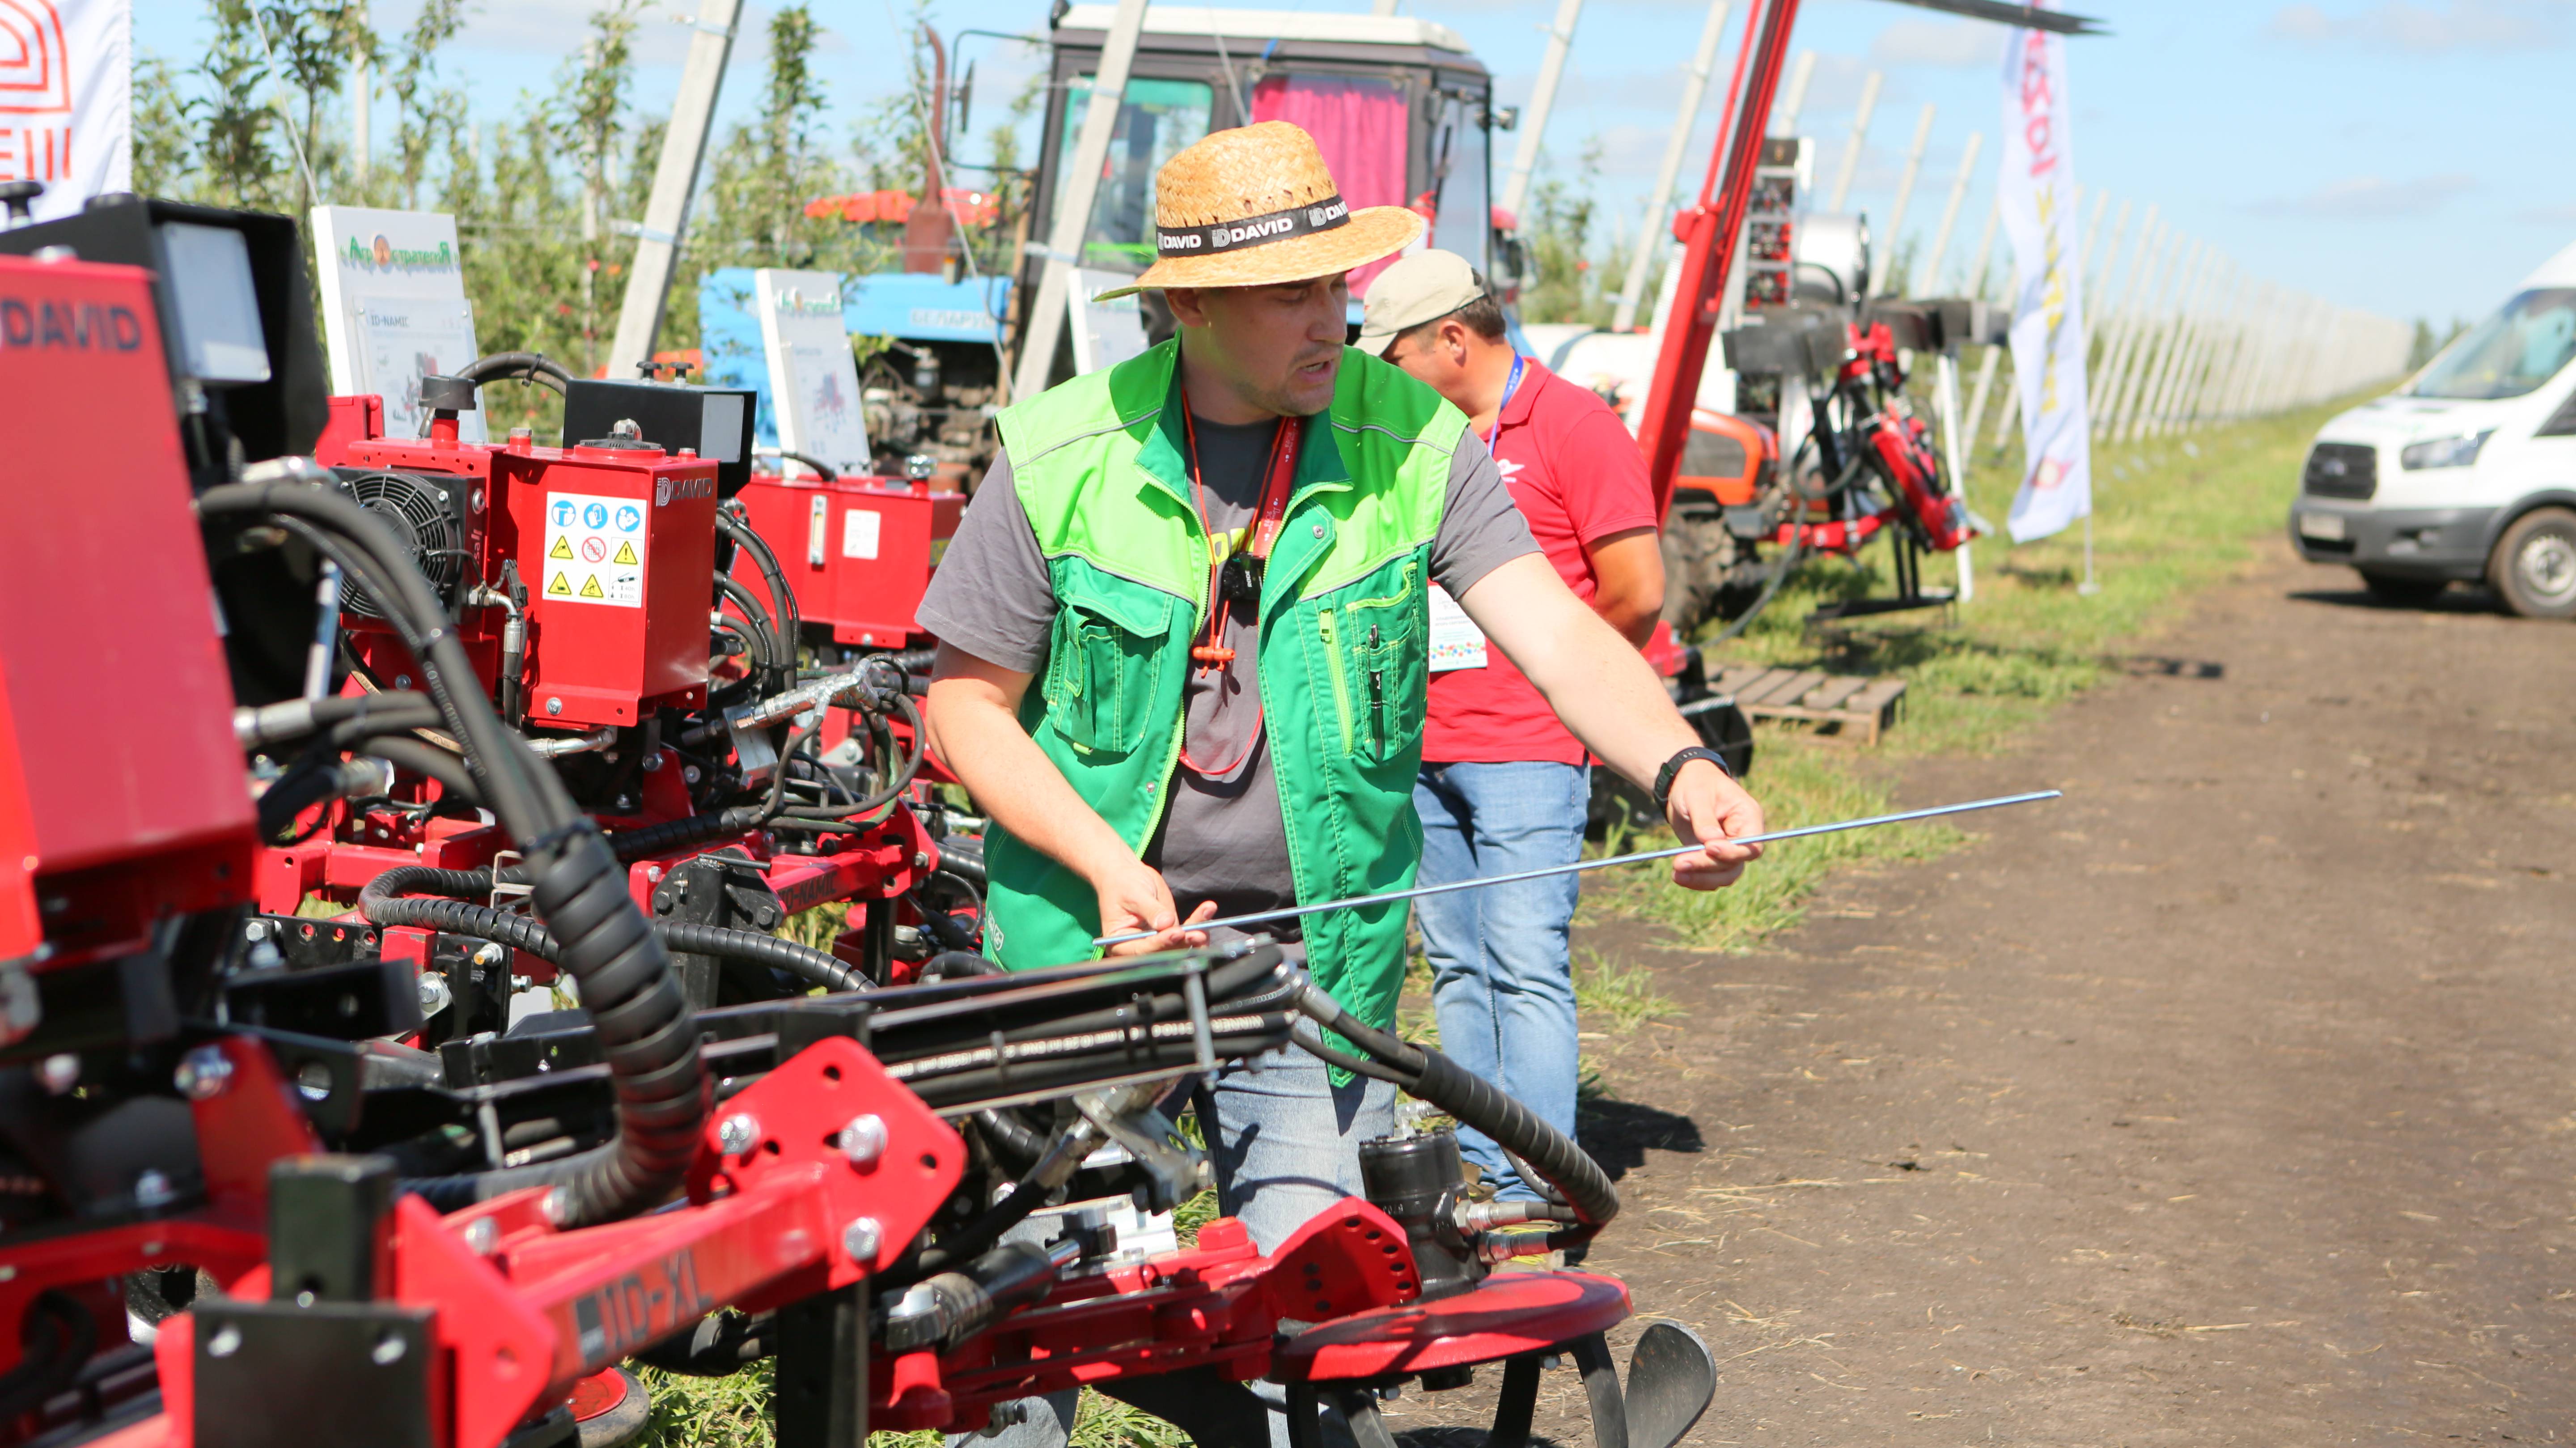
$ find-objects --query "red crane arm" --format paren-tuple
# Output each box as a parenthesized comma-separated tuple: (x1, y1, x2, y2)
(1635, 0, 1804, 520)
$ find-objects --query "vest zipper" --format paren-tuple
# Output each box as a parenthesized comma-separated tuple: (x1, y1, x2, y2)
(1317, 607, 1352, 753)
(1367, 623, 1385, 754)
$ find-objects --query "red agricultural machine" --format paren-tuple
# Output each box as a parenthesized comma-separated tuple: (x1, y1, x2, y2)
(0, 195, 1719, 1448)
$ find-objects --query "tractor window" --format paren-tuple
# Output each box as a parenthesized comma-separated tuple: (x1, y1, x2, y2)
(2410, 288, 2576, 400)
(1427, 93, 1491, 278)
(1053, 76, 1217, 271)
(1250, 74, 1410, 295)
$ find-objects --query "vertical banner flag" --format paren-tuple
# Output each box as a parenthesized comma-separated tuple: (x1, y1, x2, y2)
(1998, 17, 2090, 543)
(752, 268, 873, 475)
(310, 207, 486, 443)
(4, 0, 131, 221)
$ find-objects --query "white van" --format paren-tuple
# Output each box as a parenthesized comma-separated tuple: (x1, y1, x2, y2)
(2290, 241, 2576, 617)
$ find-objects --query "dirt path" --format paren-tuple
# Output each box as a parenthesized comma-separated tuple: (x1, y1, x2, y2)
(1382, 539, 2576, 1447)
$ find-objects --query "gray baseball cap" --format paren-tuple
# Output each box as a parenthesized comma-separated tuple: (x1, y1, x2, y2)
(1356, 249, 1487, 351)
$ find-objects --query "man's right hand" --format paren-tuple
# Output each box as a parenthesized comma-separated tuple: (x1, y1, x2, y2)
(1093, 859, 1218, 957)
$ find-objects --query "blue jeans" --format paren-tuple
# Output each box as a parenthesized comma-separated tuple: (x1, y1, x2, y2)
(1412, 760, 1589, 1201)
(955, 1038, 1394, 1448)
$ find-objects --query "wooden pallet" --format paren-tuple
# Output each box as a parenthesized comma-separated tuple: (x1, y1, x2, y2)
(1705, 666, 1907, 744)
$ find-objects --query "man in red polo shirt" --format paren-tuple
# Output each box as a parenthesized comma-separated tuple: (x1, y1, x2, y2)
(1360, 250, 1672, 1206)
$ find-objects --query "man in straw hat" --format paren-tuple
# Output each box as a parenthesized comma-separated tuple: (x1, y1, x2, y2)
(919, 121, 1763, 1441)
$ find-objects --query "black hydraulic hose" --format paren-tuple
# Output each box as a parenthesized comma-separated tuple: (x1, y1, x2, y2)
(0, 1291, 93, 1420)
(769, 694, 925, 824)
(199, 479, 702, 1226)
(935, 834, 985, 888)
(458, 350, 576, 394)
(717, 509, 801, 657)
(346, 735, 483, 805)
(1292, 986, 1618, 1248)
(714, 572, 791, 690)
(359, 868, 862, 993)
(759, 449, 839, 482)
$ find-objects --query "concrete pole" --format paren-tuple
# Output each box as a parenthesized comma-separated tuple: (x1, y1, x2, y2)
(2251, 294, 2305, 415)
(607, 0, 745, 380)
(2142, 255, 2216, 436)
(2158, 260, 2228, 433)
(1874, 103, 1936, 296)
(1919, 131, 1982, 299)
(2129, 242, 2213, 442)
(1826, 69, 1883, 212)
(2218, 283, 2277, 420)
(1499, 0, 1588, 221)
(2089, 210, 2165, 440)
(1959, 200, 2006, 454)
(2073, 187, 2109, 318)
(1372, 0, 1400, 14)
(2112, 235, 2197, 440)
(351, 9, 370, 184)
(1772, 50, 1818, 136)
(1612, 0, 1732, 334)
(1963, 195, 2000, 305)
(2186, 269, 2252, 428)
(1013, 0, 1150, 402)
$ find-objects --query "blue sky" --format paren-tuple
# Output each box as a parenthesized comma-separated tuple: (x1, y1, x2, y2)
(131, 0, 2574, 325)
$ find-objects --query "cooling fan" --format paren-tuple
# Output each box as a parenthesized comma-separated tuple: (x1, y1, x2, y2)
(331, 468, 474, 617)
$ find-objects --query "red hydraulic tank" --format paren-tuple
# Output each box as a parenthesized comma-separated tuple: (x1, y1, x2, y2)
(0, 253, 254, 965)
(504, 441, 720, 727)
(732, 471, 962, 649)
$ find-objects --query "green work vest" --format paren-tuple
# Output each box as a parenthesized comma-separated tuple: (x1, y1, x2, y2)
(981, 338, 1466, 1032)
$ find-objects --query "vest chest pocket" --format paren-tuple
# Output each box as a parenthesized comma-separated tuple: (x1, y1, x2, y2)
(1042, 592, 1174, 756)
(1319, 562, 1426, 766)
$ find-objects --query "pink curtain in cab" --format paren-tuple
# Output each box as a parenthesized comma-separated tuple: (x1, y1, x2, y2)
(1250, 74, 1410, 296)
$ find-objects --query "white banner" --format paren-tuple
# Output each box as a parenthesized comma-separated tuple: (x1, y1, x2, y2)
(310, 207, 485, 442)
(4, 0, 130, 220)
(1998, 19, 2090, 544)
(752, 268, 871, 475)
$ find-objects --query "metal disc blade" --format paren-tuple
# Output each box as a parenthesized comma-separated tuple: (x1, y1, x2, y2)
(1625, 1321, 1718, 1448)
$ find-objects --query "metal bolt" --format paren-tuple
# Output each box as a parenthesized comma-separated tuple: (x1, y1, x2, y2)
(371, 1332, 408, 1365)
(841, 1216, 882, 1263)
(463, 1217, 499, 1254)
(717, 1112, 762, 1155)
(838, 1114, 888, 1168)
(417, 972, 453, 1013)
(36, 1053, 78, 1095)
(542, 1186, 575, 1226)
(175, 1045, 234, 1100)
(474, 943, 506, 967)
(684, 765, 701, 784)
(546, 698, 563, 716)
(134, 1169, 176, 1210)
(243, 920, 270, 942)
(206, 1324, 242, 1358)
(912, 851, 930, 870)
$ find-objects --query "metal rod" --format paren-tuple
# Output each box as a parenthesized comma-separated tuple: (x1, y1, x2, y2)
(1093, 790, 2063, 948)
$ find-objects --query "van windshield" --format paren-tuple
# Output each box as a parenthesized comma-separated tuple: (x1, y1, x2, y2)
(2410, 288, 2576, 399)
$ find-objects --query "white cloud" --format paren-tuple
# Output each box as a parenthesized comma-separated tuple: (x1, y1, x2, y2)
(2266, 0, 2563, 51)
(2250, 174, 2477, 218)
(1869, 17, 2005, 69)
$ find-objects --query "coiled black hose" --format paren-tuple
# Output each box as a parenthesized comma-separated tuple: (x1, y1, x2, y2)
(1291, 985, 1618, 1251)
(358, 868, 862, 994)
(200, 478, 701, 1225)
(713, 572, 791, 691)
(717, 508, 801, 659)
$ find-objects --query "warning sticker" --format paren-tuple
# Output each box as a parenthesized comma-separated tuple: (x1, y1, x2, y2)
(537, 491, 645, 608)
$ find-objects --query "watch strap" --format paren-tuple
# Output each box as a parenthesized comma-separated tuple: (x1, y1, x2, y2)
(1652, 746, 1731, 813)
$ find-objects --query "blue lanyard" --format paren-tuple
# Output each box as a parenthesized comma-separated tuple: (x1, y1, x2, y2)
(1484, 355, 1526, 451)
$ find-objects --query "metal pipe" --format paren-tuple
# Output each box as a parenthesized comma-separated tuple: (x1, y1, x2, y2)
(1093, 791, 2063, 948)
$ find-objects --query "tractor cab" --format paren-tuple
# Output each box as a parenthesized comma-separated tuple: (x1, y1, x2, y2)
(1028, 4, 1511, 359)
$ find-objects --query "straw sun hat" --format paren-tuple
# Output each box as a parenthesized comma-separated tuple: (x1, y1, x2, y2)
(1092, 121, 1425, 299)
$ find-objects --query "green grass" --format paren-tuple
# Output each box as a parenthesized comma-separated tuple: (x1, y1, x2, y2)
(1578, 397, 2352, 951)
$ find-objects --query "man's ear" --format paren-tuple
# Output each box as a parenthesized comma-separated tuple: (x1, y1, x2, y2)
(1165, 287, 1209, 328)
(1441, 318, 1475, 366)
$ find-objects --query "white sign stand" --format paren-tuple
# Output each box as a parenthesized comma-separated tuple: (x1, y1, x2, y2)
(310, 207, 485, 442)
(752, 268, 871, 475)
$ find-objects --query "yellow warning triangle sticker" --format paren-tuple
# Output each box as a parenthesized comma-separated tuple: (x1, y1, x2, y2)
(547, 572, 573, 596)
(549, 536, 574, 560)
(579, 575, 606, 599)
(611, 539, 639, 565)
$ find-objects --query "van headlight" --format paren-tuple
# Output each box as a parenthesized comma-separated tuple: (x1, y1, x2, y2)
(2399, 430, 2494, 470)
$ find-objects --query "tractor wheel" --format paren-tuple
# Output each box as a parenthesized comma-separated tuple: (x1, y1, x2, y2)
(2489, 507, 2576, 619)
(1660, 509, 1763, 633)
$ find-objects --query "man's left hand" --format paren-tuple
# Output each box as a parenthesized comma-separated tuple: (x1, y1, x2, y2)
(1665, 759, 1765, 889)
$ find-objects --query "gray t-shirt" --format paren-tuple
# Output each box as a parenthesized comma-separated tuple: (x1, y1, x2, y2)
(919, 413, 1536, 922)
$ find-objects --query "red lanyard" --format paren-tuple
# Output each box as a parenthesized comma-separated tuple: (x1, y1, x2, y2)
(1176, 391, 1302, 776)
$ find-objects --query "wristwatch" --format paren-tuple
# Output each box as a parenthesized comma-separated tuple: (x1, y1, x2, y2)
(1652, 746, 1732, 814)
